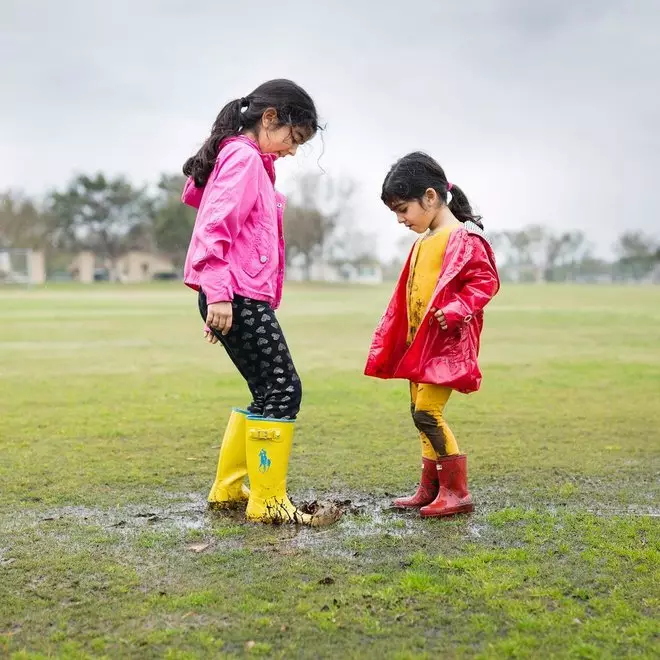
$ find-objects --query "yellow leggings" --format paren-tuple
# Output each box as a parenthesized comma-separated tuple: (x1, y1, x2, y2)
(410, 382, 460, 459)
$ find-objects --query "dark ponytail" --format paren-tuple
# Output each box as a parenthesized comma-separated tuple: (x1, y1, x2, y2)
(446, 183, 482, 228)
(183, 98, 245, 187)
(381, 151, 484, 229)
(183, 79, 320, 188)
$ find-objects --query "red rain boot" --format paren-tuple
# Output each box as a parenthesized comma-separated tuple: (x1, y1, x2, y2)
(420, 454, 474, 517)
(393, 457, 439, 508)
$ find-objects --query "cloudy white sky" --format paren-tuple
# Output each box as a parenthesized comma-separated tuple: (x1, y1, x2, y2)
(1, 0, 658, 257)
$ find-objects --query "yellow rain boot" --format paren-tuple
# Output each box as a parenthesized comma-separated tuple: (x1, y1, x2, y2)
(245, 416, 340, 526)
(208, 408, 250, 509)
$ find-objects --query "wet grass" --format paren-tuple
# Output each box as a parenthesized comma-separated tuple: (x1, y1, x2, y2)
(1, 283, 659, 658)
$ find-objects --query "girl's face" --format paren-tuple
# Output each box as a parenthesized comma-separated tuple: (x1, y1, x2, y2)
(257, 108, 312, 158)
(390, 189, 440, 234)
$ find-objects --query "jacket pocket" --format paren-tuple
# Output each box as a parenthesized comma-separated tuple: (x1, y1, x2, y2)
(429, 321, 468, 362)
(447, 325, 469, 360)
(242, 246, 272, 278)
(241, 204, 277, 278)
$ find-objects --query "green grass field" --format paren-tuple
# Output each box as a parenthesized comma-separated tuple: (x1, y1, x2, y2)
(1, 283, 659, 659)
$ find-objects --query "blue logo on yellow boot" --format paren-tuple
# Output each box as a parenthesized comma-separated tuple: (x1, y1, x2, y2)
(259, 449, 272, 473)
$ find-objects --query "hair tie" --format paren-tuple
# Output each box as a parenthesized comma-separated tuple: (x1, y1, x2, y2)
(240, 97, 248, 108)
(447, 182, 453, 191)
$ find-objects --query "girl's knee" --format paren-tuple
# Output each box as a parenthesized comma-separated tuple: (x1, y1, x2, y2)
(413, 409, 440, 434)
(413, 410, 450, 454)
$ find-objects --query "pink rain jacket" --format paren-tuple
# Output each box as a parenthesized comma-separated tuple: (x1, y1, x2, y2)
(182, 136, 286, 308)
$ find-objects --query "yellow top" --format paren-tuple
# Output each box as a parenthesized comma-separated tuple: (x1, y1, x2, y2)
(407, 225, 458, 343)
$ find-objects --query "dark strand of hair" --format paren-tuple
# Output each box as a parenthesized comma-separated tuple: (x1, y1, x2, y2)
(381, 151, 483, 229)
(183, 79, 321, 188)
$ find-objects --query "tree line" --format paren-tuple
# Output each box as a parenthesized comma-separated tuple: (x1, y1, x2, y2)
(1, 172, 658, 282)
(488, 226, 659, 283)
(0, 171, 378, 281)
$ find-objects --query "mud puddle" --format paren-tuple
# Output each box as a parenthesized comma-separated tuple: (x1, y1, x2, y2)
(2, 486, 657, 563)
(0, 491, 481, 560)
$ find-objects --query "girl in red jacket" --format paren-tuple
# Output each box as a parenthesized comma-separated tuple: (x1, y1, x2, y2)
(365, 152, 499, 517)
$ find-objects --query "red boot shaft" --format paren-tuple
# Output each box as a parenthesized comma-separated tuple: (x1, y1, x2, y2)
(420, 454, 474, 517)
(393, 457, 439, 508)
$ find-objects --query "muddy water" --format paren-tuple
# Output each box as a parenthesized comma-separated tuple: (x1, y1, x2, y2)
(2, 486, 657, 563)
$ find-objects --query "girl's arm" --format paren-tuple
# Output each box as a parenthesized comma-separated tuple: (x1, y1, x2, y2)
(440, 237, 499, 329)
(193, 145, 261, 305)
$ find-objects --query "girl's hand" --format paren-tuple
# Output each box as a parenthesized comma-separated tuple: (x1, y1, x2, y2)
(431, 307, 448, 331)
(206, 302, 233, 336)
(204, 327, 219, 344)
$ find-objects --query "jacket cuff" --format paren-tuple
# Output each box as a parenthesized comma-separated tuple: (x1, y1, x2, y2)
(201, 279, 234, 306)
(440, 301, 472, 330)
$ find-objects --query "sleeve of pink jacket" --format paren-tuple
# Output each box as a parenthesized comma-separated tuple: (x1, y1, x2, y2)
(195, 145, 261, 305)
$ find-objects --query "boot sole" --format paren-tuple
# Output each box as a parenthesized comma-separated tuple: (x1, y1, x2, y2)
(246, 512, 342, 526)
(392, 501, 434, 509)
(420, 503, 474, 518)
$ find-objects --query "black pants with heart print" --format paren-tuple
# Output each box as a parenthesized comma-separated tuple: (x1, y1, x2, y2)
(198, 291, 302, 420)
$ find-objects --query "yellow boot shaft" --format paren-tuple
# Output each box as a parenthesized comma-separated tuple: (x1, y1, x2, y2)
(245, 417, 296, 522)
(245, 417, 341, 526)
(208, 408, 250, 507)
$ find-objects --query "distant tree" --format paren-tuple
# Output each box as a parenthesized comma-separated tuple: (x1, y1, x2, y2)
(497, 225, 546, 282)
(543, 231, 590, 281)
(381, 234, 415, 280)
(283, 204, 327, 277)
(494, 226, 590, 282)
(150, 174, 196, 269)
(614, 231, 658, 280)
(0, 191, 51, 250)
(48, 174, 152, 280)
(284, 173, 355, 279)
(570, 255, 613, 282)
(327, 225, 380, 277)
(487, 230, 508, 255)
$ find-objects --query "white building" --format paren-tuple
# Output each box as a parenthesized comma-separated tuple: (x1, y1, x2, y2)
(68, 251, 177, 283)
(0, 248, 46, 284)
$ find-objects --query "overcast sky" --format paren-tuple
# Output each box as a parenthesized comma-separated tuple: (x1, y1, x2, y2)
(1, 0, 658, 257)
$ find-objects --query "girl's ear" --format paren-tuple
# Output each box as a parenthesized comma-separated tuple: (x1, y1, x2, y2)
(424, 187, 439, 206)
(261, 107, 278, 129)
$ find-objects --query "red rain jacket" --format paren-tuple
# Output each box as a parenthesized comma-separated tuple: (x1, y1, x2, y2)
(365, 223, 500, 393)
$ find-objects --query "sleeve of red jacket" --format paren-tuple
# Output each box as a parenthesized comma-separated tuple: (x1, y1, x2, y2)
(193, 145, 261, 305)
(441, 236, 500, 329)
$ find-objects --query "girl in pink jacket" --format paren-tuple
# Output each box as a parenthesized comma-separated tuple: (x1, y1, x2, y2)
(182, 79, 337, 526)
